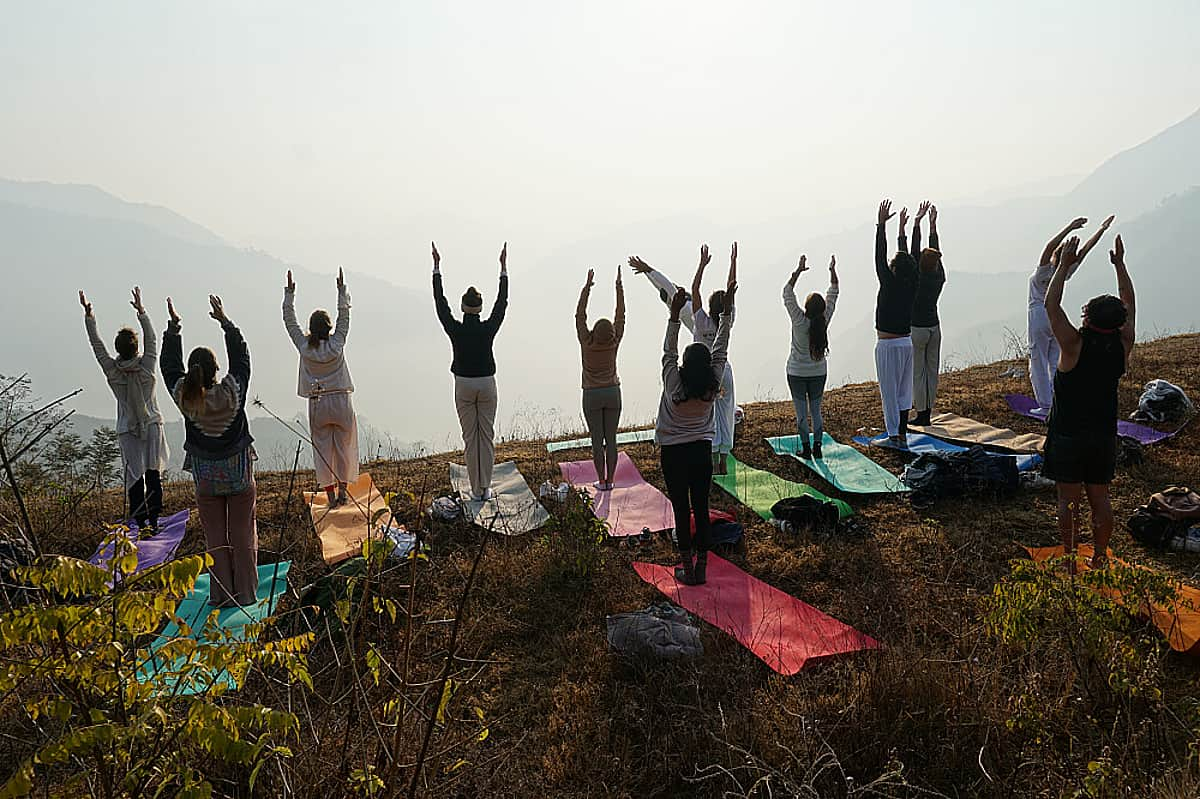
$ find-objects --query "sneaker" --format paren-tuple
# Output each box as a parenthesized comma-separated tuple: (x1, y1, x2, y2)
(592, 481, 613, 492)
(799, 445, 812, 460)
(888, 435, 907, 448)
(812, 443, 823, 459)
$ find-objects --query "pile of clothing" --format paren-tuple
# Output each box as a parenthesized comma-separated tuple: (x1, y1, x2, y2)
(1132, 380, 1194, 425)
(770, 496, 841, 535)
(901, 445, 1019, 508)
(606, 602, 702, 660)
(1127, 486, 1200, 550)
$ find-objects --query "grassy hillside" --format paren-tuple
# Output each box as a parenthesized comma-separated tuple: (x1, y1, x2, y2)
(6, 334, 1200, 797)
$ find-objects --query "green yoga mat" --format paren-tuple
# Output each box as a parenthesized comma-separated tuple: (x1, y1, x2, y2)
(546, 428, 656, 452)
(714, 456, 852, 520)
(139, 561, 291, 695)
(767, 434, 909, 494)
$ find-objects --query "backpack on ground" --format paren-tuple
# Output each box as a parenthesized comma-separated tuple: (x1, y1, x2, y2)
(902, 445, 1018, 508)
(770, 495, 840, 533)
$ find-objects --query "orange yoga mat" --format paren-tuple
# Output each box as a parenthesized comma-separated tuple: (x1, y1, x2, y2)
(305, 473, 388, 565)
(1027, 544, 1200, 656)
(633, 554, 881, 674)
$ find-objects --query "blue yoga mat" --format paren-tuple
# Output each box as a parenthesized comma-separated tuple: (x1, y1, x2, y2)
(139, 561, 291, 695)
(852, 433, 1042, 472)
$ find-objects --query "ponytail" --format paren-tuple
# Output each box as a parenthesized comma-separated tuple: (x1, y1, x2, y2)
(804, 293, 829, 362)
(307, 309, 332, 348)
(179, 347, 218, 417)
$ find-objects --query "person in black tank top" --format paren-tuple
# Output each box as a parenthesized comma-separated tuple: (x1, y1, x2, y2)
(1041, 234, 1136, 571)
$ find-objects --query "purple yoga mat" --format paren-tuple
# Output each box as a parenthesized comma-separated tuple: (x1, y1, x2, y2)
(89, 509, 189, 579)
(1004, 394, 1173, 445)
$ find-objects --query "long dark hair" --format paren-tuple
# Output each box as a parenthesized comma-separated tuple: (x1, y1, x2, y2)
(307, 309, 332, 348)
(804, 293, 829, 361)
(676, 343, 721, 403)
(708, 290, 726, 319)
(179, 347, 218, 416)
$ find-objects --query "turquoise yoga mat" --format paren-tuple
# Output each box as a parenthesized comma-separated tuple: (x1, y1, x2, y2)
(767, 434, 909, 494)
(139, 561, 291, 695)
(546, 428, 656, 452)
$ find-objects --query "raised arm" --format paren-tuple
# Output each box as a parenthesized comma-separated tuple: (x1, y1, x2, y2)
(1044, 237, 1083, 362)
(783, 255, 808, 322)
(331, 268, 351, 348)
(928, 204, 940, 254)
(160, 298, 185, 390)
(709, 274, 737, 374)
(1111, 235, 1135, 355)
(897, 205, 910, 254)
(911, 201, 930, 259)
(282, 270, 306, 350)
(613, 266, 625, 341)
(485, 243, 508, 330)
(431, 242, 455, 332)
(135, 291, 158, 371)
(690, 244, 711, 311)
(876, 200, 895, 285)
(825, 255, 839, 321)
(1040, 217, 1087, 267)
(1070, 214, 1114, 279)
(576, 270, 593, 342)
(662, 289, 687, 384)
(210, 296, 250, 390)
(80, 291, 116, 374)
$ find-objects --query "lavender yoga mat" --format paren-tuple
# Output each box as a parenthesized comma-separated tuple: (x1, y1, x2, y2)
(559, 452, 674, 537)
(89, 509, 189, 579)
(1004, 393, 1173, 445)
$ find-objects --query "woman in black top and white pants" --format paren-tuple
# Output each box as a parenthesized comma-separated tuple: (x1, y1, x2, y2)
(907, 202, 945, 427)
(432, 242, 509, 501)
(1042, 234, 1135, 571)
(873, 200, 919, 444)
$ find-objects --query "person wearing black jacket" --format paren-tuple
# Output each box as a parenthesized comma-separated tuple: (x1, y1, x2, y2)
(432, 241, 509, 501)
(907, 202, 945, 427)
(873, 200, 919, 443)
(161, 295, 258, 607)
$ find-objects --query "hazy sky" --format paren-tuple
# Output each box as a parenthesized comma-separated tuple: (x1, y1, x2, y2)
(2, 0, 1198, 286)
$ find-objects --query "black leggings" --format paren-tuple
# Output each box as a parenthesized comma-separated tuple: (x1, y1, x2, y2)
(128, 470, 163, 526)
(661, 440, 713, 553)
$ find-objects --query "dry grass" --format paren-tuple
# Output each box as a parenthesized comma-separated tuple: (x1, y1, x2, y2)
(5, 333, 1200, 797)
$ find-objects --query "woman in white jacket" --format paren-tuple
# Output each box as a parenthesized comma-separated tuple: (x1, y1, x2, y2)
(284, 268, 358, 507)
(80, 287, 170, 530)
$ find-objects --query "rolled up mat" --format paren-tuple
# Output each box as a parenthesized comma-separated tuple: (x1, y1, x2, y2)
(1026, 545, 1200, 656)
(632, 554, 881, 674)
(546, 428, 656, 452)
(910, 412, 1045, 454)
(139, 561, 292, 694)
(450, 461, 550, 535)
(89, 509, 189, 582)
(559, 451, 674, 537)
(305, 473, 387, 565)
(1004, 393, 1173, 445)
(714, 456, 851, 521)
(853, 432, 1043, 472)
(767, 434, 908, 494)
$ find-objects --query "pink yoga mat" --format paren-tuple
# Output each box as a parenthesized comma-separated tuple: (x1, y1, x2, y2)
(559, 452, 674, 537)
(1004, 393, 1174, 445)
(632, 554, 881, 674)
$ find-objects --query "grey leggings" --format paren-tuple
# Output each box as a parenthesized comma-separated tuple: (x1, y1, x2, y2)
(583, 385, 622, 482)
(787, 373, 827, 445)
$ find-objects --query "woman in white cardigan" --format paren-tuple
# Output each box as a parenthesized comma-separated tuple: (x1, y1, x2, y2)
(283, 268, 358, 506)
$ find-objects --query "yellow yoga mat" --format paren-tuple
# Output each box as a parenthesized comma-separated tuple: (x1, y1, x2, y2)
(913, 412, 1045, 454)
(305, 473, 388, 565)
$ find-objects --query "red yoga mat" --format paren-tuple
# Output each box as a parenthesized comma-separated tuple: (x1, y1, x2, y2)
(632, 554, 881, 674)
(559, 452, 674, 537)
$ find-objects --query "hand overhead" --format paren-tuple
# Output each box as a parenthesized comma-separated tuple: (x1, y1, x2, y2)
(615, 263, 622, 285)
(586, 268, 595, 288)
(796, 255, 809, 275)
(928, 205, 938, 226)
(499, 242, 507, 274)
(878, 200, 895, 225)
(916, 200, 931, 221)
(1110, 234, 1124, 267)
(286, 270, 295, 292)
(899, 206, 910, 230)
(431, 241, 441, 270)
(698, 244, 711, 270)
(1059, 236, 1081, 270)
(79, 290, 92, 316)
(337, 267, 345, 291)
(209, 295, 227, 323)
(130, 286, 144, 313)
(1070, 217, 1088, 232)
(627, 256, 652, 275)
(166, 298, 180, 325)
(829, 254, 837, 276)
(669, 287, 689, 317)
(728, 241, 737, 285)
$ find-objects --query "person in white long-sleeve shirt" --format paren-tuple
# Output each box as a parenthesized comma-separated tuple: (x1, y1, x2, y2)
(1028, 215, 1113, 412)
(783, 254, 839, 459)
(283, 268, 358, 507)
(80, 287, 170, 530)
(630, 243, 738, 474)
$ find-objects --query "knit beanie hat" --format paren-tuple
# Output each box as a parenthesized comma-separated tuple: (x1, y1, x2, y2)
(462, 287, 483, 315)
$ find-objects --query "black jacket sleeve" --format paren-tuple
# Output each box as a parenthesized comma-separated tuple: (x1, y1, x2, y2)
(910, 225, 922, 260)
(485, 274, 509, 332)
(222, 320, 251, 398)
(875, 223, 891, 287)
(161, 322, 185, 391)
(433, 273, 456, 334)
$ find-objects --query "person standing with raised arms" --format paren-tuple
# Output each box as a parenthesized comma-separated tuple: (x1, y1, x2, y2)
(689, 243, 738, 475)
(783, 254, 839, 459)
(433, 242, 508, 502)
(1028, 214, 1113, 413)
(283, 267, 358, 507)
(576, 265, 625, 491)
(79, 287, 170, 531)
(873, 200, 918, 444)
(1041, 233, 1135, 572)
(907, 201, 945, 427)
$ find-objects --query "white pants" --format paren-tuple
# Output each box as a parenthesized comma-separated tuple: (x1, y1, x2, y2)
(118, 423, 170, 488)
(875, 337, 914, 437)
(1028, 308, 1059, 410)
(454, 376, 498, 497)
(911, 325, 942, 413)
(713, 362, 735, 455)
(309, 392, 359, 488)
